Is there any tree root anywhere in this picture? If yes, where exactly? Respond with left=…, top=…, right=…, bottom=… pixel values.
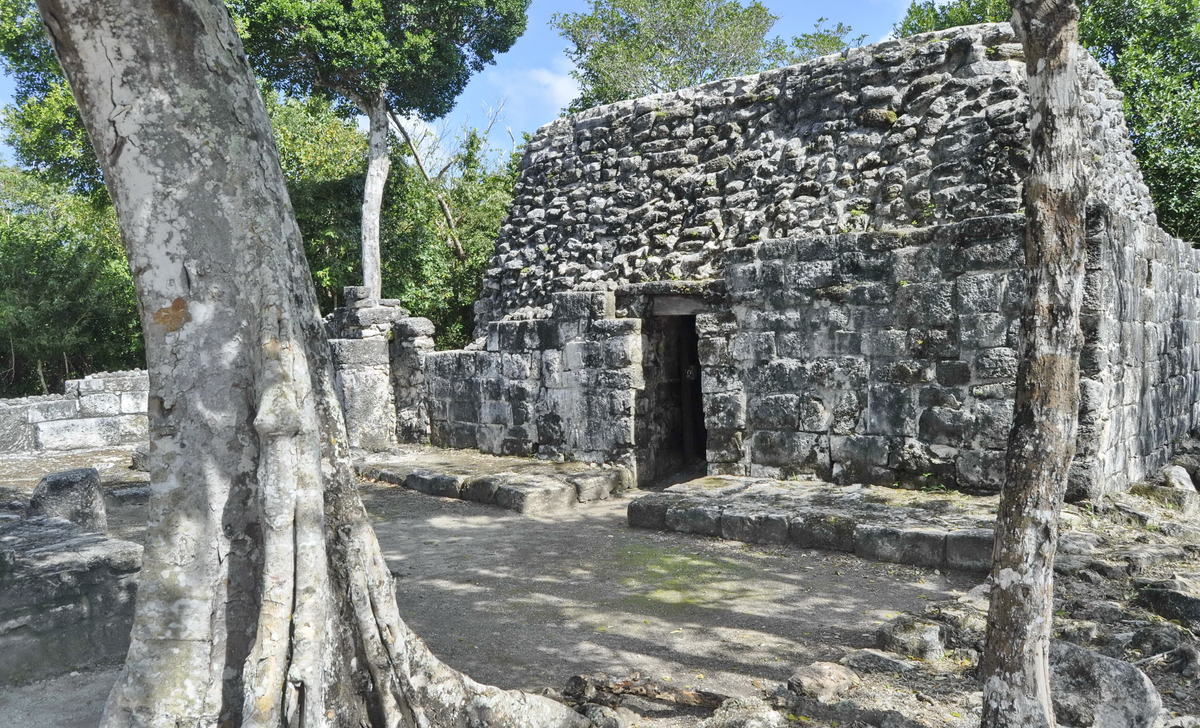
left=564, top=672, right=730, bottom=710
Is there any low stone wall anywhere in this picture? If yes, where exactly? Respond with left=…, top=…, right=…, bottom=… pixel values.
left=0, top=371, right=148, bottom=454
left=0, top=516, right=141, bottom=684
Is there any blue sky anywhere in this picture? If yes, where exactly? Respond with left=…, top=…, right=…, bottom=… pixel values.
left=0, top=0, right=916, bottom=162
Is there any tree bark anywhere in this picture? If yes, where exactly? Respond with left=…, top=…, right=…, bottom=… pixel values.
left=980, top=4, right=1088, bottom=728
left=361, top=95, right=390, bottom=299
left=33, top=1, right=591, bottom=726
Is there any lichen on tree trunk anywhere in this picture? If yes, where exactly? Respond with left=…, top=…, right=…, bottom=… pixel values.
left=31, top=1, right=591, bottom=726
left=981, top=3, right=1088, bottom=727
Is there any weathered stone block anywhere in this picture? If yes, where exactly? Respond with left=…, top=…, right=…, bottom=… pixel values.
left=552, top=291, right=615, bottom=320
left=957, top=449, right=1005, bottom=491
left=665, top=499, right=723, bottom=536
left=460, top=474, right=504, bottom=504
left=973, top=346, right=1018, bottom=381
left=627, top=493, right=672, bottom=530
left=337, top=368, right=395, bottom=452
left=564, top=470, right=623, bottom=502
left=788, top=662, right=860, bottom=702
left=494, top=477, right=576, bottom=514
left=602, top=335, right=639, bottom=369
left=26, top=399, right=78, bottom=424
left=1049, top=641, right=1161, bottom=728
left=697, top=338, right=734, bottom=368
left=330, top=337, right=390, bottom=368
left=28, top=468, right=106, bottom=532
left=406, top=469, right=466, bottom=498
left=876, top=615, right=944, bottom=660
left=37, top=417, right=123, bottom=450
left=563, top=341, right=603, bottom=370
left=720, top=507, right=789, bottom=543
left=945, top=528, right=994, bottom=571
left=789, top=513, right=857, bottom=552
left=0, top=406, right=35, bottom=453
left=865, top=384, right=919, bottom=437
left=119, top=391, right=148, bottom=414
left=855, top=524, right=946, bottom=569
left=0, top=517, right=141, bottom=684
left=78, top=393, right=120, bottom=417
left=393, top=316, right=436, bottom=338
left=748, top=394, right=798, bottom=430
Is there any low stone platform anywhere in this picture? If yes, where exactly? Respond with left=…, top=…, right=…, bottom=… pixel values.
left=628, top=476, right=1200, bottom=575
left=356, top=446, right=634, bottom=515
left=0, top=516, right=142, bottom=684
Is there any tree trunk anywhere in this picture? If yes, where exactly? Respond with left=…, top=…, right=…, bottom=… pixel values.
left=980, top=3, right=1087, bottom=728
left=33, top=1, right=591, bottom=726
left=362, top=95, right=390, bottom=299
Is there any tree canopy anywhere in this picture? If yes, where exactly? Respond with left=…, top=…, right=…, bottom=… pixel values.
left=233, top=0, right=528, bottom=118
left=552, top=0, right=863, bottom=112
left=895, top=0, right=1200, bottom=242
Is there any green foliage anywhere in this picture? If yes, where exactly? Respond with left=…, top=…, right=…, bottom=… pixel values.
left=0, top=168, right=142, bottom=397
left=382, top=130, right=520, bottom=348
left=261, top=89, right=516, bottom=347
left=1079, top=0, right=1200, bottom=242
left=232, top=0, right=529, bottom=117
left=895, top=0, right=1200, bottom=242
left=552, top=0, right=863, bottom=111
left=892, top=0, right=1008, bottom=38
left=263, top=90, right=368, bottom=313
left=0, top=0, right=104, bottom=196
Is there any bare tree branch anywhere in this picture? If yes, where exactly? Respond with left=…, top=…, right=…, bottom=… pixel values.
left=387, top=110, right=466, bottom=260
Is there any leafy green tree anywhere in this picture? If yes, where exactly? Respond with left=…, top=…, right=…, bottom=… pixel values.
left=264, top=90, right=368, bottom=313
left=233, top=0, right=529, bottom=297
left=0, top=168, right=142, bottom=396
left=893, top=0, right=1008, bottom=37
left=0, top=0, right=104, bottom=197
left=552, top=0, right=863, bottom=111
left=895, top=0, right=1200, bottom=242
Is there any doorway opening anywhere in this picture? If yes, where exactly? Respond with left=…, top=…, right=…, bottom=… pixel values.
left=635, top=314, right=708, bottom=488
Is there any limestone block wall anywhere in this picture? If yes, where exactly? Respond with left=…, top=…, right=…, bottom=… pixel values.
left=0, top=371, right=148, bottom=454
left=417, top=21, right=1200, bottom=496
left=722, top=217, right=1027, bottom=490
left=426, top=291, right=644, bottom=471
left=326, top=285, right=436, bottom=450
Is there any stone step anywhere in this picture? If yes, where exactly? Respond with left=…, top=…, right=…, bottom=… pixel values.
left=626, top=476, right=1199, bottom=574
left=0, top=516, right=142, bottom=684
left=356, top=458, right=631, bottom=516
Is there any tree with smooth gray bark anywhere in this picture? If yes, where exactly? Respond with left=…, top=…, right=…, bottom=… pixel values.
left=980, top=0, right=1089, bottom=725
left=31, top=0, right=591, bottom=725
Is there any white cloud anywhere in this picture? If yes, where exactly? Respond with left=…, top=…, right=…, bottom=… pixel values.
left=485, top=56, right=580, bottom=131
left=522, top=66, right=581, bottom=114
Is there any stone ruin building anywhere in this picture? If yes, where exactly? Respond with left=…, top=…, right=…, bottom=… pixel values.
left=404, top=21, right=1199, bottom=501
left=4, top=23, right=1199, bottom=504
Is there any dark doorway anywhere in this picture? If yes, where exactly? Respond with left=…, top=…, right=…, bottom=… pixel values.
left=636, top=315, right=708, bottom=487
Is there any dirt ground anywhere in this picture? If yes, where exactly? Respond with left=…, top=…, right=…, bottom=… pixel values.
left=0, top=458, right=979, bottom=727
left=3, top=449, right=1197, bottom=727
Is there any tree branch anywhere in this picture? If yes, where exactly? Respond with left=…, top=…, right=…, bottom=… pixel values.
left=387, top=109, right=466, bottom=261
